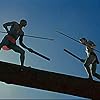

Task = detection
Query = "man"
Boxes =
[80,38,100,80]
[0,19,33,68]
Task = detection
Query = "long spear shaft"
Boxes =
[31,49,50,61]
[64,49,84,63]
[56,31,80,43]
[56,31,100,54]
[24,35,54,41]
[0,31,54,41]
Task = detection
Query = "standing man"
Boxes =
[0,19,33,68]
[80,38,100,80]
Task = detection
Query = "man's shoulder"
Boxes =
[5,21,19,26]
[12,21,18,25]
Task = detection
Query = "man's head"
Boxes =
[80,38,96,48]
[79,38,87,45]
[20,19,27,27]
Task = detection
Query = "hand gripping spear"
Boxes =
[0,31,51,61]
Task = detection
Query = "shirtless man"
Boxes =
[0,19,33,68]
[80,38,100,80]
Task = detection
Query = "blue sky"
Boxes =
[0,0,100,99]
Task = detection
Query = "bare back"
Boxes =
[4,21,24,40]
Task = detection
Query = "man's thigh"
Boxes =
[9,43,24,53]
[84,55,96,67]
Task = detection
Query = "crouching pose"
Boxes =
[0,19,33,67]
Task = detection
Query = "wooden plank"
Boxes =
[0,61,99,99]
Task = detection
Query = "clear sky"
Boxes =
[0,0,100,99]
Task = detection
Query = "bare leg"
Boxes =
[20,51,25,67]
[84,57,93,80]
[0,36,25,69]
[9,43,25,67]
[84,65,93,79]
[92,63,100,80]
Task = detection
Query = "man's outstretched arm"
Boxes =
[19,35,33,53]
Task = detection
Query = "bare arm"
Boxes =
[19,35,33,52]
[3,21,16,33]
[19,35,29,49]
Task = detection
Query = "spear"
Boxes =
[31,49,50,61]
[64,48,84,63]
[0,31,54,41]
[56,31,100,54]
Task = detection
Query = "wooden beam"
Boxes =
[0,61,99,99]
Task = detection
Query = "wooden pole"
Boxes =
[0,61,99,99]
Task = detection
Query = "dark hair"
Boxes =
[20,19,27,26]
